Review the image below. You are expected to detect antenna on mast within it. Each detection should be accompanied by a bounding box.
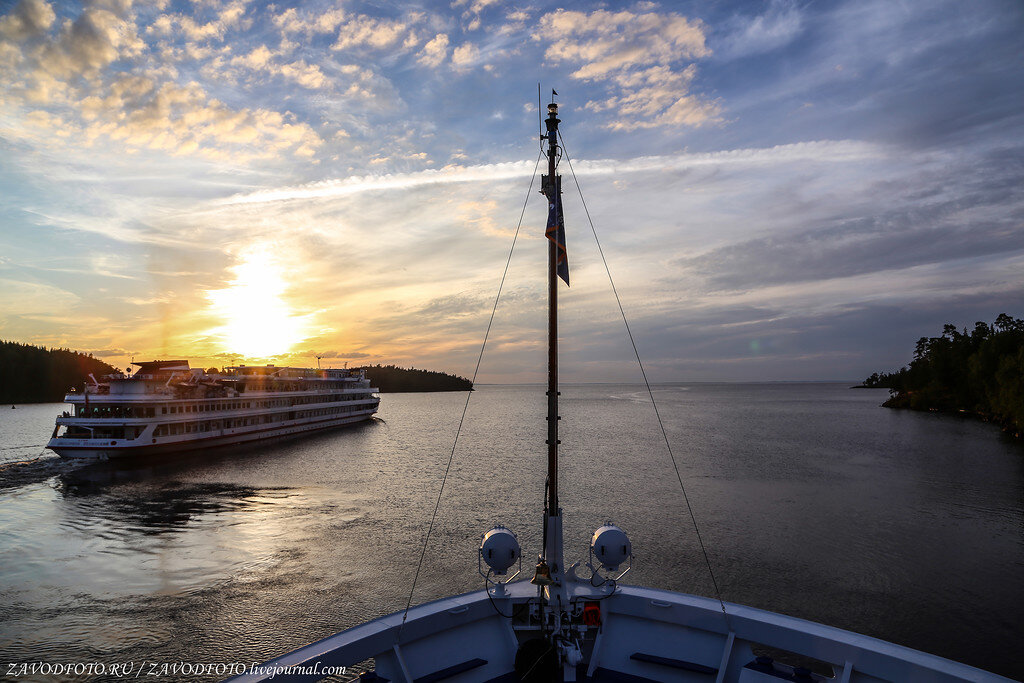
[537,82,543,151]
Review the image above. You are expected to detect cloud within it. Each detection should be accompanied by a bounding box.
[74,76,323,159]
[224,46,328,89]
[418,33,449,67]
[230,45,274,70]
[304,350,372,360]
[221,140,882,205]
[147,0,250,43]
[672,146,1024,292]
[536,9,708,78]
[333,15,412,51]
[0,0,55,39]
[454,0,502,31]
[0,2,324,162]
[89,348,137,358]
[533,8,719,129]
[277,60,328,90]
[37,6,146,79]
[716,0,804,59]
[451,42,479,69]
[273,6,347,36]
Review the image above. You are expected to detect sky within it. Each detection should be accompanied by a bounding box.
[1,0,1022,382]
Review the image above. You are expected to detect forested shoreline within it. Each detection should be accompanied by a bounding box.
[862,314,1024,437]
[0,341,118,404]
[359,364,473,392]
[0,342,472,403]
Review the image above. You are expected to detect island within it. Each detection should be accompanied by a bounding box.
[0,341,472,404]
[861,314,1024,438]
[358,364,473,392]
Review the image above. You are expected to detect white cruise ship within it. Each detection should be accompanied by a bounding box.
[46,360,379,461]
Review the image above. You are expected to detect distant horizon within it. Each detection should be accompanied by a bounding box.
[0,332,943,386]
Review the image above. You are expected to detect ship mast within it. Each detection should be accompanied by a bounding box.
[545,100,560,520]
[534,98,567,607]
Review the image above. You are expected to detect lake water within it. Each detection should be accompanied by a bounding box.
[1,384,1022,681]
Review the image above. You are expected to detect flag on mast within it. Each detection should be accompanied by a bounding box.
[546,176,569,286]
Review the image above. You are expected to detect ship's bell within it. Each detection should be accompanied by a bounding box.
[530,558,553,586]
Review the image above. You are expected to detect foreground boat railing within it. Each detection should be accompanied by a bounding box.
[228,579,1009,683]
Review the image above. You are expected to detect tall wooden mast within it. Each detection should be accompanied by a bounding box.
[532,98,568,607]
[544,101,560,517]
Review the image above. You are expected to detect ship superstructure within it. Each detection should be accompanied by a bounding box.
[47,360,379,460]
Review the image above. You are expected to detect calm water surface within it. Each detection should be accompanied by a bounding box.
[1,384,1022,680]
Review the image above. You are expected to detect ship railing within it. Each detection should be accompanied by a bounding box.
[229,581,1010,683]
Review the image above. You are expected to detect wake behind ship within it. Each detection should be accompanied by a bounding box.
[47,360,379,460]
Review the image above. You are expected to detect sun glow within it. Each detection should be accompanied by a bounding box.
[205,246,310,358]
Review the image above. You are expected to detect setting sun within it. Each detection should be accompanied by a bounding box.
[205,246,311,358]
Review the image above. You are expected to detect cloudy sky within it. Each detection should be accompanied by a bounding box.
[1,0,1022,382]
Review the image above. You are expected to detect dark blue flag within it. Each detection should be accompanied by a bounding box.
[546,177,569,286]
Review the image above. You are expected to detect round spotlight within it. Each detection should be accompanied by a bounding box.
[480,525,520,575]
[591,523,631,571]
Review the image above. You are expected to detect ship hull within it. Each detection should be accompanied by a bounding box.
[228,581,1012,683]
[48,411,376,461]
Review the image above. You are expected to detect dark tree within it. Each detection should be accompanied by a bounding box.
[863,315,1024,436]
[358,364,472,393]
[0,341,119,403]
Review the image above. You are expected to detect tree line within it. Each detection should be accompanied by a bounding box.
[359,364,473,392]
[862,314,1024,436]
[0,341,119,404]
